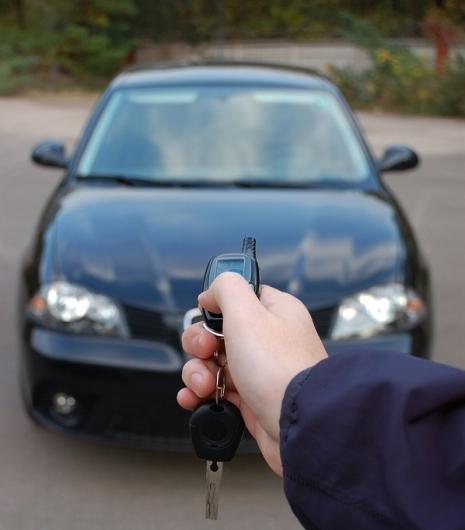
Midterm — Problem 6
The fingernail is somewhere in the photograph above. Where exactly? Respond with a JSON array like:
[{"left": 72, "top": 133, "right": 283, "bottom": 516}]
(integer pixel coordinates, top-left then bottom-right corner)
[
  {"left": 198, "top": 292, "right": 206, "bottom": 303},
  {"left": 190, "top": 372, "right": 204, "bottom": 392}
]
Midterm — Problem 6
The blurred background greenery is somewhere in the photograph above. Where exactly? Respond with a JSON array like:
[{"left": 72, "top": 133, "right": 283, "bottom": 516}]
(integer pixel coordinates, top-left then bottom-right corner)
[{"left": 0, "top": 0, "right": 464, "bottom": 115}]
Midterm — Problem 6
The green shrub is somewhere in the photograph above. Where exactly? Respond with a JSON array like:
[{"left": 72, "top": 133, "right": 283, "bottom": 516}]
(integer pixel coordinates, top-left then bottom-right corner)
[
  {"left": 0, "top": 0, "right": 137, "bottom": 92},
  {"left": 0, "top": 55, "right": 38, "bottom": 94},
  {"left": 328, "top": 13, "right": 465, "bottom": 117},
  {"left": 56, "top": 24, "right": 133, "bottom": 79},
  {"left": 328, "top": 41, "right": 465, "bottom": 117},
  {"left": 435, "top": 55, "right": 465, "bottom": 116}
]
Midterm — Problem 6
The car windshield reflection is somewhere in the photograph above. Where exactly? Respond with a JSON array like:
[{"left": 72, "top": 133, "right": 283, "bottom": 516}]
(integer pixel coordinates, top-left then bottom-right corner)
[{"left": 77, "top": 87, "right": 372, "bottom": 187}]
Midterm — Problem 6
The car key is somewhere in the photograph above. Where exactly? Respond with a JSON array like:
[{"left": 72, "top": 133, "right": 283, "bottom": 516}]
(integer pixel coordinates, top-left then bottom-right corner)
[
  {"left": 190, "top": 366, "right": 245, "bottom": 519},
  {"left": 190, "top": 392, "right": 244, "bottom": 519},
  {"left": 189, "top": 237, "right": 260, "bottom": 519}
]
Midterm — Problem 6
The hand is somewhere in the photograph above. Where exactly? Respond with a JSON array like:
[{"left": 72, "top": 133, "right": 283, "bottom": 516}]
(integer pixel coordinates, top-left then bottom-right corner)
[{"left": 178, "top": 273, "right": 328, "bottom": 476}]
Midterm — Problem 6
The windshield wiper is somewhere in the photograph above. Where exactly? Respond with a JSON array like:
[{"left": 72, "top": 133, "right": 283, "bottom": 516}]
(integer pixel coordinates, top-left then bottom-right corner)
[
  {"left": 75, "top": 175, "right": 239, "bottom": 188},
  {"left": 76, "top": 174, "right": 356, "bottom": 190},
  {"left": 75, "top": 174, "right": 165, "bottom": 187},
  {"left": 230, "top": 179, "right": 356, "bottom": 189},
  {"left": 230, "top": 179, "right": 320, "bottom": 189}
]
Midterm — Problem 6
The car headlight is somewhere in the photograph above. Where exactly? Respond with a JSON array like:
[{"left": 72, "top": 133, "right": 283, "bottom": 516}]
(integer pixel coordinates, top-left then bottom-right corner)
[
  {"left": 29, "top": 281, "right": 129, "bottom": 338},
  {"left": 330, "top": 283, "right": 426, "bottom": 341}
]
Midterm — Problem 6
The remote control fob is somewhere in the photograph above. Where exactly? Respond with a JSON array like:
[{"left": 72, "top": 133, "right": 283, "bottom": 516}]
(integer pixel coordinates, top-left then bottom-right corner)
[{"left": 201, "top": 237, "right": 260, "bottom": 335}]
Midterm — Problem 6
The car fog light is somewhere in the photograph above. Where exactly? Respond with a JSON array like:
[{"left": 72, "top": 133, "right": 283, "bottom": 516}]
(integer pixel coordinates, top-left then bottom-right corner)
[{"left": 52, "top": 392, "right": 77, "bottom": 416}]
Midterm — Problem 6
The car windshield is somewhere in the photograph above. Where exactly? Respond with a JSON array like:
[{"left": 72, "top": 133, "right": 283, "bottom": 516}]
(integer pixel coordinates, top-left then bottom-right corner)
[{"left": 78, "top": 86, "right": 371, "bottom": 186}]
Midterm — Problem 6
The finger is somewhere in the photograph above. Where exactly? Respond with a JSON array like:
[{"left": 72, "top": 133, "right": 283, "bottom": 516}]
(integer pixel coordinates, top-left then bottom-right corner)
[
  {"left": 181, "top": 358, "right": 217, "bottom": 398},
  {"left": 182, "top": 322, "right": 218, "bottom": 359},
  {"left": 177, "top": 387, "right": 201, "bottom": 411},
  {"left": 222, "top": 390, "right": 258, "bottom": 440},
  {"left": 259, "top": 284, "right": 302, "bottom": 313},
  {"left": 181, "top": 321, "right": 202, "bottom": 355},
  {"left": 198, "top": 272, "right": 265, "bottom": 327},
  {"left": 223, "top": 389, "right": 240, "bottom": 408},
  {"left": 177, "top": 387, "right": 239, "bottom": 413},
  {"left": 259, "top": 284, "right": 288, "bottom": 307}
]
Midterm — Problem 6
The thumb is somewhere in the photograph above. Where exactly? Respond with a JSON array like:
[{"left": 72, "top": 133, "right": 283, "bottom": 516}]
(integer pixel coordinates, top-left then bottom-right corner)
[{"left": 198, "top": 272, "right": 264, "bottom": 328}]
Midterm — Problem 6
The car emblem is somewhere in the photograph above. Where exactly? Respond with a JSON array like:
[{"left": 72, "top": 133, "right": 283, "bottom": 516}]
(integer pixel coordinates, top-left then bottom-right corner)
[{"left": 183, "top": 307, "right": 203, "bottom": 332}]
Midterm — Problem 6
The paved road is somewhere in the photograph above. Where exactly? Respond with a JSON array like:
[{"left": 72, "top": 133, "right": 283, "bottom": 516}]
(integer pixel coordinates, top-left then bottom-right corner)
[{"left": 0, "top": 96, "right": 463, "bottom": 530}]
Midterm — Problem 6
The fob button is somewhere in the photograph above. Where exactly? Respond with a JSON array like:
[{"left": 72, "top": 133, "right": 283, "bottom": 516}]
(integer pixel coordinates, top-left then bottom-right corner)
[{"left": 202, "top": 419, "right": 228, "bottom": 442}]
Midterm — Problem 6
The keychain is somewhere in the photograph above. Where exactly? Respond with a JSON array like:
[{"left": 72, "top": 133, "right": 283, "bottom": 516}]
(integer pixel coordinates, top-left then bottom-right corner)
[{"left": 189, "top": 237, "right": 260, "bottom": 519}]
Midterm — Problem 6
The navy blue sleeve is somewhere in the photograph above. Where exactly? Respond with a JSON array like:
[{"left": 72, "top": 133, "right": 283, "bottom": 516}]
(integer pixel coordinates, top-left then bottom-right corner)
[{"left": 280, "top": 350, "right": 465, "bottom": 530}]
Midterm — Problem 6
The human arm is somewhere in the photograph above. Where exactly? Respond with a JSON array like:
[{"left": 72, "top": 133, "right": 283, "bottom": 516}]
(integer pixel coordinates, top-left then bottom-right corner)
[
  {"left": 178, "top": 273, "right": 465, "bottom": 529},
  {"left": 280, "top": 349, "right": 465, "bottom": 530}
]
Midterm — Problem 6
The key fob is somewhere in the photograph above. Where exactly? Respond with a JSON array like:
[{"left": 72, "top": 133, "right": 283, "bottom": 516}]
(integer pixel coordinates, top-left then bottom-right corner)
[
  {"left": 189, "top": 399, "right": 245, "bottom": 462},
  {"left": 201, "top": 237, "right": 260, "bottom": 334}
]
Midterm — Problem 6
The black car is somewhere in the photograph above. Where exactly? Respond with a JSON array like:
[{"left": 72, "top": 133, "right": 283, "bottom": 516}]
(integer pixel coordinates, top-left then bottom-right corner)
[{"left": 19, "top": 62, "right": 431, "bottom": 450}]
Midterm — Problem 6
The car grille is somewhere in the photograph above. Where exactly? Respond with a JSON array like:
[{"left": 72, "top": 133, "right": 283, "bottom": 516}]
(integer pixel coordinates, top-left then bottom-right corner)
[
  {"left": 124, "top": 304, "right": 335, "bottom": 341},
  {"left": 124, "top": 306, "right": 174, "bottom": 342},
  {"left": 311, "top": 307, "right": 335, "bottom": 339}
]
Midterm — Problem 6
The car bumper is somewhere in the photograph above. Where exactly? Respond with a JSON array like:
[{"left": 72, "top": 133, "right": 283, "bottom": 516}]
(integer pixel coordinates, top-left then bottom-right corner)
[
  {"left": 325, "top": 320, "right": 430, "bottom": 358},
  {"left": 23, "top": 327, "right": 245, "bottom": 452},
  {"left": 22, "top": 328, "right": 189, "bottom": 450},
  {"left": 325, "top": 333, "right": 411, "bottom": 355},
  {"left": 22, "top": 324, "right": 427, "bottom": 451}
]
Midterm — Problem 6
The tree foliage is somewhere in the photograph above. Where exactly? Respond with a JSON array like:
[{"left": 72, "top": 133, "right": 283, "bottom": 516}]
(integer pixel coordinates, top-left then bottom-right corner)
[
  {"left": 0, "top": 0, "right": 137, "bottom": 89},
  {"left": 0, "top": 0, "right": 464, "bottom": 103},
  {"left": 132, "top": 0, "right": 465, "bottom": 42}
]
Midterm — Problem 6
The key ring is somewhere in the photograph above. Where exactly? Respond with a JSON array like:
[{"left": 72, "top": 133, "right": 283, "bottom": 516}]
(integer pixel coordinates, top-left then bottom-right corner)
[
  {"left": 213, "top": 350, "right": 227, "bottom": 368},
  {"left": 203, "top": 322, "right": 224, "bottom": 338},
  {"left": 215, "top": 366, "right": 225, "bottom": 405},
  {"left": 212, "top": 340, "right": 227, "bottom": 405}
]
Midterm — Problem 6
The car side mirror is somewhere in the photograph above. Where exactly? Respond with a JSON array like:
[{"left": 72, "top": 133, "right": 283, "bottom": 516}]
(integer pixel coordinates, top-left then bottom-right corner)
[
  {"left": 378, "top": 145, "right": 419, "bottom": 172},
  {"left": 31, "top": 140, "right": 68, "bottom": 168}
]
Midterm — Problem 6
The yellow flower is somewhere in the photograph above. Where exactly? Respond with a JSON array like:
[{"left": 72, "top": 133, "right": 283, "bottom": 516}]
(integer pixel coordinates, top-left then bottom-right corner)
[
  {"left": 392, "top": 59, "right": 403, "bottom": 76},
  {"left": 366, "top": 82, "right": 376, "bottom": 94},
  {"left": 375, "top": 49, "right": 391, "bottom": 64},
  {"left": 418, "top": 89, "right": 430, "bottom": 101}
]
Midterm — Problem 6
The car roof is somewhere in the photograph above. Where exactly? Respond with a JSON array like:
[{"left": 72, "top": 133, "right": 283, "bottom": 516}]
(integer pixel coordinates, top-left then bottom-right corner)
[{"left": 112, "top": 60, "right": 333, "bottom": 91}]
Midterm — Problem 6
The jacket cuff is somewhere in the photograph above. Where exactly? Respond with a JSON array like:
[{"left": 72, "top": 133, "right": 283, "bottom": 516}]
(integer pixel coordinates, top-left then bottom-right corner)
[{"left": 279, "top": 365, "right": 314, "bottom": 446}]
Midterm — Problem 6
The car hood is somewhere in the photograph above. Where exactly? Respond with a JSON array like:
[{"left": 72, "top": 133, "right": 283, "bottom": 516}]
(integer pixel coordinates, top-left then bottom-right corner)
[{"left": 51, "top": 186, "right": 406, "bottom": 313}]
